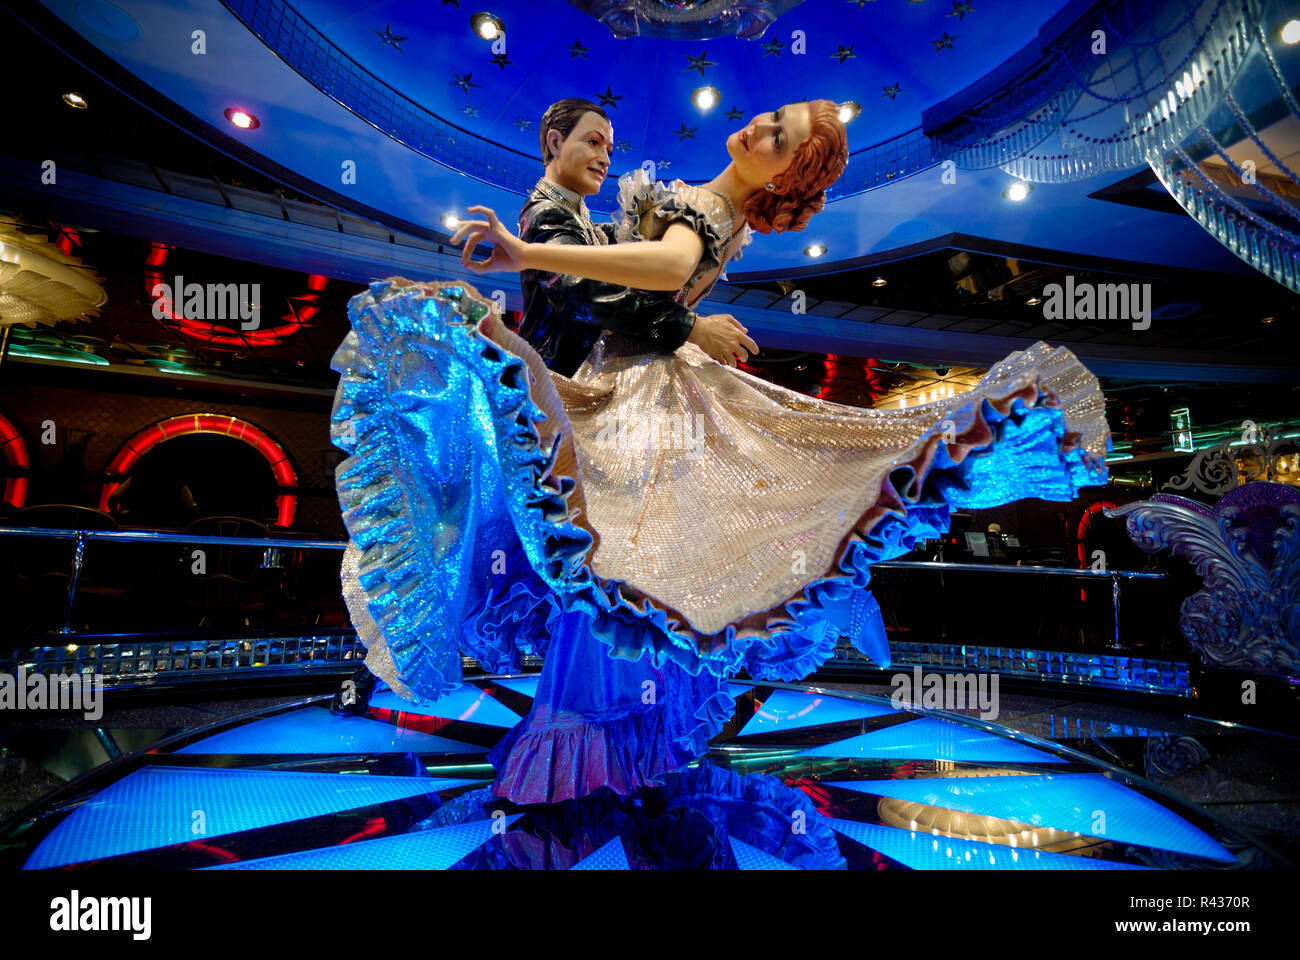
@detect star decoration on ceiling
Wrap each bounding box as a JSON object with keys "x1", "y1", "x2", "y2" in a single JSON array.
[
  {"x1": 830, "y1": 44, "x2": 856, "y2": 64},
  {"x1": 882, "y1": 82, "x2": 903, "y2": 100},
  {"x1": 725, "y1": 107, "x2": 745, "y2": 121},
  {"x1": 371, "y1": 24, "x2": 408, "y2": 51},
  {"x1": 656, "y1": 158, "x2": 672, "y2": 169},
  {"x1": 762, "y1": 37, "x2": 783, "y2": 56},
  {"x1": 568, "y1": 40, "x2": 589, "y2": 59},
  {"x1": 948, "y1": 0, "x2": 976, "y2": 19},
  {"x1": 491, "y1": 52, "x2": 511, "y2": 69},
  {"x1": 684, "y1": 51, "x2": 717, "y2": 75},
  {"x1": 449, "y1": 72, "x2": 480, "y2": 93},
  {"x1": 672, "y1": 123, "x2": 698, "y2": 142},
  {"x1": 932, "y1": 32, "x2": 957, "y2": 51},
  {"x1": 596, "y1": 86, "x2": 624, "y2": 109},
  {"x1": 463, "y1": 105, "x2": 480, "y2": 118},
  {"x1": 616, "y1": 139, "x2": 631, "y2": 153},
  {"x1": 514, "y1": 118, "x2": 532, "y2": 130}
]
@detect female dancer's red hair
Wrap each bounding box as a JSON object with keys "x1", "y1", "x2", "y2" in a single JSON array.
[{"x1": 743, "y1": 99, "x2": 849, "y2": 234}]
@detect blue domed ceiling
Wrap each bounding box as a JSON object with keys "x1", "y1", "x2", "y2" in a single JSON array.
[{"x1": 261, "y1": 0, "x2": 1072, "y2": 186}]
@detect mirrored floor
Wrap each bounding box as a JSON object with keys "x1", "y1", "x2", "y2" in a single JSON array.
[{"x1": 3, "y1": 678, "x2": 1276, "y2": 870}]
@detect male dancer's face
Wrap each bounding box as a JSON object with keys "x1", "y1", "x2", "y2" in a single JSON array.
[{"x1": 545, "y1": 111, "x2": 613, "y2": 197}]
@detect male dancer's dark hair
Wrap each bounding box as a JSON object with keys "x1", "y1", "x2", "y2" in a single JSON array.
[{"x1": 539, "y1": 98, "x2": 610, "y2": 164}]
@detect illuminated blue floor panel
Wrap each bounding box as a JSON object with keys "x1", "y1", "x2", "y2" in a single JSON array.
[
  {"x1": 570, "y1": 836, "x2": 630, "y2": 870},
  {"x1": 822, "y1": 774, "x2": 1236, "y2": 862},
  {"x1": 825, "y1": 819, "x2": 1155, "y2": 870},
  {"x1": 730, "y1": 836, "x2": 801, "y2": 870},
  {"x1": 176, "y1": 707, "x2": 482, "y2": 755},
  {"x1": 739, "y1": 688, "x2": 895, "y2": 737},
  {"x1": 798, "y1": 716, "x2": 1066, "y2": 764},
  {"x1": 8, "y1": 679, "x2": 1266, "y2": 870},
  {"x1": 369, "y1": 686, "x2": 523, "y2": 728},
  {"x1": 206, "y1": 815, "x2": 524, "y2": 869},
  {"x1": 487, "y1": 676, "x2": 541, "y2": 699},
  {"x1": 24, "y1": 767, "x2": 484, "y2": 869}
]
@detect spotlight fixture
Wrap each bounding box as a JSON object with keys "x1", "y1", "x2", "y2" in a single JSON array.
[
  {"x1": 471, "y1": 12, "x2": 504, "y2": 40},
  {"x1": 871, "y1": 276, "x2": 887, "y2": 287},
  {"x1": 692, "y1": 86, "x2": 720, "y2": 112},
  {"x1": 224, "y1": 107, "x2": 260, "y2": 129},
  {"x1": 1003, "y1": 181, "x2": 1031, "y2": 202},
  {"x1": 1282, "y1": 19, "x2": 1300, "y2": 44},
  {"x1": 803, "y1": 243, "x2": 826, "y2": 258},
  {"x1": 1026, "y1": 296, "x2": 1042, "y2": 306},
  {"x1": 1261, "y1": 315, "x2": 1276, "y2": 324},
  {"x1": 837, "y1": 101, "x2": 861, "y2": 124},
  {"x1": 62, "y1": 91, "x2": 88, "y2": 109},
  {"x1": 441, "y1": 213, "x2": 461, "y2": 230}
]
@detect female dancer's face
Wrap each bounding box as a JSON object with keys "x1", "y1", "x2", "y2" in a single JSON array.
[{"x1": 726, "y1": 102, "x2": 813, "y2": 187}]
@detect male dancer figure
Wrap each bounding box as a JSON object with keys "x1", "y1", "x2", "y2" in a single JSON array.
[{"x1": 518, "y1": 97, "x2": 756, "y2": 373}]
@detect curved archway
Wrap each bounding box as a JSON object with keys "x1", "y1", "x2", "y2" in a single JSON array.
[
  {"x1": 100, "y1": 414, "x2": 298, "y2": 526},
  {"x1": 0, "y1": 411, "x2": 30, "y2": 508}
]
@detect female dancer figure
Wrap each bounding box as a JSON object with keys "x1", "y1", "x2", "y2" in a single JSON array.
[{"x1": 332, "y1": 98, "x2": 1109, "y2": 810}]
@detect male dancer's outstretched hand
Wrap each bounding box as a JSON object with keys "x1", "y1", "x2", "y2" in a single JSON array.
[
  {"x1": 688, "y1": 313, "x2": 760, "y2": 367},
  {"x1": 453, "y1": 206, "x2": 528, "y2": 273}
]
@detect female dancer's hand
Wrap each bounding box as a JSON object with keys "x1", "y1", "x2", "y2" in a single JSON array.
[{"x1": 451, "y1": 206, "x2": 530, "y2": 273}]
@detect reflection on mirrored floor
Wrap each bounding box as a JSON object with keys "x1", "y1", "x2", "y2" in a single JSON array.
[{"x1": 3, "y1": 678, "x2": 1276, "y2": 870}]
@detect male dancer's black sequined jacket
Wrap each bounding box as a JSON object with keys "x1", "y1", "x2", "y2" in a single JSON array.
[{"x1": 517, "y1": 185, "x2": 696, "y2": 376}]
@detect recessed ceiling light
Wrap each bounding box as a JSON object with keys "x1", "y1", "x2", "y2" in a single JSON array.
[
  {"x1": 692, "y1": 86, "x2": 720, "y2": 112},
  {"x1": 62, "y1": 91, "x2": 88, "y2": 109},
  {"x1": 1026, "y1": 296, "x2": 1042, "y2": 306},
  {"x1": 838, "y1": 101, "x2": 861, "y2": 124},
  {"x1": 1261, "y1": 315, "x2": 1276, "y2": 324},
  {"x1": 441, "y1": 213, "x2": 461, "y2": 229},
  {"x1": 224, "y1": 107, "x2": 260, "y2": 129},
  {"x1": 1282, "y1": 19, "x2": 1300, "y2": 44},
  {"x1": 471, "y1": 12, "x2": 504, "y2": 40},
  {"x1": 1004, "y1": 181, "x2": 1031, "y2": 202},
  {"x1": 804, "y1": 243, "x2": 826, "y2": 257},
  {"x1": 871, "y1": 276, "x2": 887, "y2": 287}
]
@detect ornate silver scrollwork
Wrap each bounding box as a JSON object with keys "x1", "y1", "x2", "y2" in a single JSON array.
[
  {"x1": 1107, "y1": 484, "x2": 1300, "y2": 675},
  {"x1": 1162, "y1": 427, "x2": 1298, "y2": 497}
]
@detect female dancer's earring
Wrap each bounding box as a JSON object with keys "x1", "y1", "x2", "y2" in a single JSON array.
[{"x1": 764, "y1": 182, "x2": 775, "y2": 191}]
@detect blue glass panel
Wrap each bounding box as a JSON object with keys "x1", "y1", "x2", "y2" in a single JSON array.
[
  {"x1": 729, "y1": 836, "x2": 801, "y2": 870},
  {"x1": 825, "y1": 819, "x2": 1153, "y2": 870},
  {"x1": 206, "y1": 815, "x2": 524, "y2": 870},
  {"x1": 822, "y1": 774, "x2": 1235, "y2": 862},
  {"x1": 176, "y1": 707, "x2": 482, "y2": 755},
  {"x1": 370, "y1": 686, "x2": 522, "y2": 728},
  {"x1": 570, "y1": 836, "x2": 630, "y2": 870},
  {"x1": 487, "y1": 676, "x2": 541, "y2": 699},
  {"x1": 24, "y1": 767, "x2": 483, "y2": 869},
  {"x1": 739, "y1": 689, "x2": 896, "y2": 737},
  {"x1": 725, "y1": 682, "x2": 756, "y2": 699},
  {"x1": 798, "y1": 716, "x2": 1066, "y2": 764}
]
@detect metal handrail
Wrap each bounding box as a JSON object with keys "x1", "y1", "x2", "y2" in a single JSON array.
[
  {"x1": 0, "y1": 526, "x2": 346, "y2": 550},
  {"x1": 871, "y1": 560, "x2": 1167, "y2": 579},
  {"x1": 0, "y1": 526, "x2": 1167, "y2": 647}
]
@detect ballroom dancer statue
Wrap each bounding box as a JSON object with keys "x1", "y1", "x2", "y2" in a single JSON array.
[
  {"x1": 331, "y1": 98, "x2": 760, "y2": 718},
  {"x1": 331, "y1": 98, "x2": 1110, "y2": 810}
]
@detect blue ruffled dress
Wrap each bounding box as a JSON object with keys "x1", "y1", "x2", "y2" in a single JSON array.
[{"x1": 331, "y1": 172, "x2": 1111, "y2": 806}]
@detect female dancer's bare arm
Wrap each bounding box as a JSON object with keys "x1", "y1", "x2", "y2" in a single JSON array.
[{"x1": 451, "y1": 206, "x2": 704, "y2": 291}]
